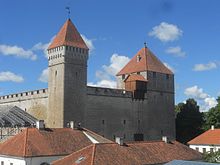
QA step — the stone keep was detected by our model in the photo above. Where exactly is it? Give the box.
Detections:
[47,19,89,127]
[0,19,175,141]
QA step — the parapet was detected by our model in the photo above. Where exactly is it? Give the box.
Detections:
[0,88,48,104]
[87,86,132,98]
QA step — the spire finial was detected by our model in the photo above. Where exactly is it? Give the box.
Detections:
[65,6,71,19]
[144,42,147,48]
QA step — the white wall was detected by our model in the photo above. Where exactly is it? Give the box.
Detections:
[0,155,64,165]
[189,144,220,153]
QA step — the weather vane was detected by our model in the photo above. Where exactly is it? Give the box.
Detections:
[65,6,71,19]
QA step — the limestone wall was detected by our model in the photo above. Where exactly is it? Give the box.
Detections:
[0,89,48,121]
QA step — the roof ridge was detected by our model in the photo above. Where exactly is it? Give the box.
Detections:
[91,144,96,165]
[23,128,29,157]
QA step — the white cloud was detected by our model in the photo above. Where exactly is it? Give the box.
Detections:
[193,62,218,71]
[184,85,218,111]
[163,62,175,73]
[88,54,130,88]
[0,71,24,83]
[165,46,186,57]
[0,44,37,60]
[38,68,48,83]
[81,34,95,52]
[149,22,183,42]
[184,86,208,100]
[32,36,55,57]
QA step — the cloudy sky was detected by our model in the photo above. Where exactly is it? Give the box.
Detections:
[0,0,220,111]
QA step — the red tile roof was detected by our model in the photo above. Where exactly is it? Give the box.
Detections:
[117,47,173,76]
[188,129,220,145]
[52,141,202,165]
[124,74,147,82]
[0,128,111,157]
[48,19,88,50]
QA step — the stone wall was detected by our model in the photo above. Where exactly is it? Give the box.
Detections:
[0,89,48,121]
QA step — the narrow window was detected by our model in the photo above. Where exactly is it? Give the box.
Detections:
[113,135,115,139]
[31,91,34,95]
[43,89,46,93]
[20,93,23,96]
[26,92,28,96]
[122,74,125,79]
[102,120,105,124]
[37,90,39,94]
[153,72,156,78]
[203,148,206,153]
[123,120,126,125]
[210,148,214,153]
[55,70,57,76]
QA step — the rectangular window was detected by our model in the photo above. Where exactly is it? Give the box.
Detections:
[137,72,140,75]
[102,120,105,124]
[153,72,156,78]
[203,148,206,153]
[210,148,214,152]
[10,163,13,165]
[122,74,125,79]
[1,161,4,165]
[123,120,126,125]
[195,147,199,151]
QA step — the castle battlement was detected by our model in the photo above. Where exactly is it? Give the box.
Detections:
[87,86,132,98]
[0,89,48,104]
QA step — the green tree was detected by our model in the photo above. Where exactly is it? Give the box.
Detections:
[176,98,204,144]
[203,97,220,130]
[203,150,220,163]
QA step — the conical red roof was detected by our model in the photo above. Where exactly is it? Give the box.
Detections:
[48,19,88,50]
[117,47,173,76]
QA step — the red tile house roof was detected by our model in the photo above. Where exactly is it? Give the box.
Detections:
[48,19,88,50]
[117,47,173,76]
[0,128,111,157]
[52,141,202,165]
[188,129,220,145]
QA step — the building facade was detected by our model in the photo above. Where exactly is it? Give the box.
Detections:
[0,19,175,142]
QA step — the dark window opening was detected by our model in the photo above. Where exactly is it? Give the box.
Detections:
[203,148,206,153]
[137,72,140,75]
[153,72,156,78]
[134,133,144,141]
[122,74,125,79]
[55,71,57,76]
[113,135,115,139]
[196,147,199,151]
[123,120,126,125]
[31,91,34,95]
[102,120,105,124]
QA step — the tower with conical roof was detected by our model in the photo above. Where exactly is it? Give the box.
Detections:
[47,19,89,128]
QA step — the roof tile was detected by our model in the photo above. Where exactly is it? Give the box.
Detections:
[117,47,173,76]
[48,19,88,50]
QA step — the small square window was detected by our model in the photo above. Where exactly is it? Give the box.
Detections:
[137,72,140,75]
[210,148,214,152]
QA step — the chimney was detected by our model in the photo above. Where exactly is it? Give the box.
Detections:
[115,137,124,146]
[70,121,75,129]
[36,120,44,130]
[162,136,168,143]
[211,125,215,130]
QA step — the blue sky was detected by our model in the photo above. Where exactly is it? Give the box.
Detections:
[0,0,220,111]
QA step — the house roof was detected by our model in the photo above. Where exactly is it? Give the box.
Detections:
[188,129,220,145]
[124,74,147,82]
[0,106,37,127]
[117,47,173,76]
[52,141,202,165]
[0,127,111,157]
[48,19,88,50]
[165,160,217,165]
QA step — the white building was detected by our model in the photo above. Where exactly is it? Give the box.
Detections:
[188,126,220,153]
[0,122,111,165]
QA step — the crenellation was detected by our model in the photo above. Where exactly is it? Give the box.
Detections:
[87,86,132,98]
[0,88,48,104]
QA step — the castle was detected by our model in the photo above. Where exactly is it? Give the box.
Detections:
[0,19,175,141]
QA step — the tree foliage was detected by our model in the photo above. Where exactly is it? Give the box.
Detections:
[203,150,220,163]
[203,97,220,130]
[176,98,204,144]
